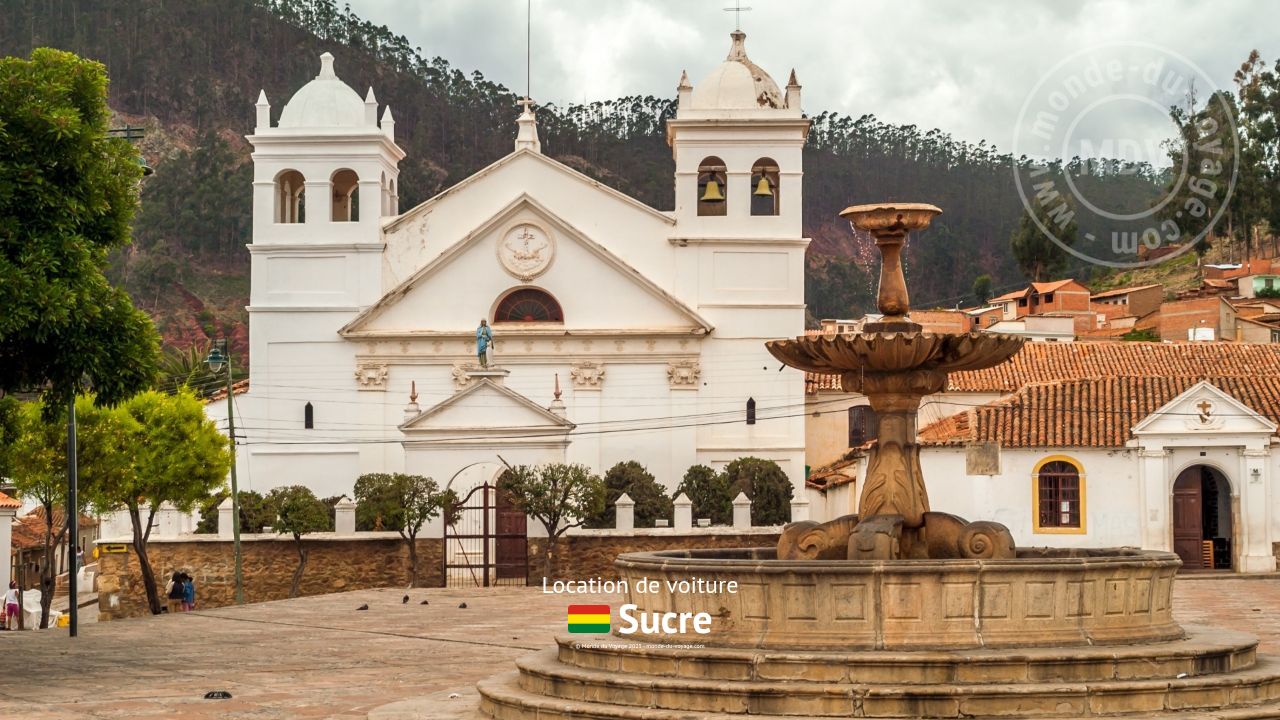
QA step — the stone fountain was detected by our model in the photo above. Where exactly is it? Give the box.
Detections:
[473,204,1280,718]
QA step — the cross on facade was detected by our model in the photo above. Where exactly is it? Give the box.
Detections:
[1197,399,1214,420]
[723,0,752,31]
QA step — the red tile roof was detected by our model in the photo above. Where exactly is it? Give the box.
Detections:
[1090,284,1163,300]
[206,378,249,404]
[807,341,1280,394]
[919,375,1280,448]
[11,508,97,550]
[0,492,19,510]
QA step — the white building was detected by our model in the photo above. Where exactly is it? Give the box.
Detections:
[219,36,809,502]
[805,342,1280,573]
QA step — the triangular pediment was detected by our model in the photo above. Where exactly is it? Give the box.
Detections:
[400,378,574,435]
[342,194,711,337]
[1132,380,1277,436]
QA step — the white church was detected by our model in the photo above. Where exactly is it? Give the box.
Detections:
[218,33,810,500]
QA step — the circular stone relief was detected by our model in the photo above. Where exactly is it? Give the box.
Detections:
[498,223,554,280]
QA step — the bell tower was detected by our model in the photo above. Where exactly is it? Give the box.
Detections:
[245,53,405,380]
[668,31,808,239]
[667,32,811,495]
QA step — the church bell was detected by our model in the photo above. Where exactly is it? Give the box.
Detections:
[753,176,773,196]
[700,178,725,203]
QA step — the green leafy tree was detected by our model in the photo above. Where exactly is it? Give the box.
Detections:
[972,274,994,305]
[82,390,231,615]
[586,461,672,528]
[675,464,734,526]
[266,485,331,598]
[352,472,455,587]
[498,463,605,579]
[722,457,794,526]
[0,48,159,404]
[193,490,272,535]
[1010,196,1077,282]
[0,395,22,479]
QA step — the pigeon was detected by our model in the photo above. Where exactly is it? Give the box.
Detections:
[356,604,369,611]
[458,602,468,609]
[420,599,430,605]
[402,594,409,604]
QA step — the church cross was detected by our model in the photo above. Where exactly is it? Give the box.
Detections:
[1196,399,1213,420]
[723,0,752,31]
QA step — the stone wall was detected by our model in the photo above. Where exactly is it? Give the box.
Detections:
[97,533,444,621]
[528,529,780,582]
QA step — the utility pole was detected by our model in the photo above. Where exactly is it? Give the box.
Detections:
[206,341,244,604]
[66,391,78,637]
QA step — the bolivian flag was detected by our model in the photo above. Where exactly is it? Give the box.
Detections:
[567,604,610,633]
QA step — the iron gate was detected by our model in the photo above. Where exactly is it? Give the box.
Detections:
[443,481,528,586]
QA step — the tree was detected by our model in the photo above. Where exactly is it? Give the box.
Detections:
[675,464,734,526]
[193,489,272,535]
[1010,196,1077,282]
[266,485,331,598]
[722,458,794,526]
[972,274,994,305]
[82,390,231,615]
[0,48,159,405]
[498,463,605,579]
[352,473,456,587]
[586,461,672,528]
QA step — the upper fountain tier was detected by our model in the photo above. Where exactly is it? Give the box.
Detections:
[766,330,1024,379]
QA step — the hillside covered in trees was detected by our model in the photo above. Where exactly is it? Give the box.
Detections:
[0,0,1165,352]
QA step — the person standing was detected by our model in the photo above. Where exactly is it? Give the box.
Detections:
[165,571,184,614]
[181,573,196,612]
[4,581,19,630]
[476,319,494,368]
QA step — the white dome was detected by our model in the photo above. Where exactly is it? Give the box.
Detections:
[690,32,784,110]
[278,53,367,129]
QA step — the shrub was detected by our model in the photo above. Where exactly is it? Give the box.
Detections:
[675,464,734,525]
[193,490,271,534]
[587,461,673,528]
[722,457,793,526]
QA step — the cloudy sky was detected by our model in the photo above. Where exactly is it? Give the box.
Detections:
[344,0,1276,161]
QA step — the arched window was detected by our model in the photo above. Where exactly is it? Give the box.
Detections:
[848,405,877,447]
[389,178,398,215]
[1033,457,1085,533]
[696,156,727,217]
[331,169,359,222]
[304,402,314,429]
[746,397,757,425]
[380,172,390,216]
[494,287,564,323]
[750,157,780,216]
[275,169,306,223]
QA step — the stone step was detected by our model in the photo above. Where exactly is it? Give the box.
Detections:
[478,671,1280,720]
[514,650,1280,718]
[555,626,1258,685]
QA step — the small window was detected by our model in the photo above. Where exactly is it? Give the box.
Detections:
[331,168,359,221]
[304,402,314,429]
[746,397,756,425]
[275,169,306,223]
[696,156,727,217]
[1018,298,1028,307]
[750,157,779,216]
[494,287,564,323]
[1034,458,1084,532]
[1043,292,1054,303]
[847,405,878,447]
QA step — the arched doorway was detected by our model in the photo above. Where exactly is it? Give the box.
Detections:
[442,463,528,587]
[1172,465,1233,571]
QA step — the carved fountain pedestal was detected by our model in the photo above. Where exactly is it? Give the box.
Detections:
[468,203,1280,720]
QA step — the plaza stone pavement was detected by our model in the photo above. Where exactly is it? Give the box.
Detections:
[0,579,1276,720]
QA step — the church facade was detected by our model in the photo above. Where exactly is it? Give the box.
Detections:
[224,35,810,501]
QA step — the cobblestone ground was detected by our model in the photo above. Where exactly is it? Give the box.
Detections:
[0,577,1274,719]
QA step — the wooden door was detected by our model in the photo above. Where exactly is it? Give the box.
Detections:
[494,487,527,580]
[1172,473,1203,569]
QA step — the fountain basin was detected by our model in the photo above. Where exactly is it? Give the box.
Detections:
[614,547,1182,651]
[766,331,1025,376]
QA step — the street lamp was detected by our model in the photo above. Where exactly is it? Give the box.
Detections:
[205,340,244,605]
